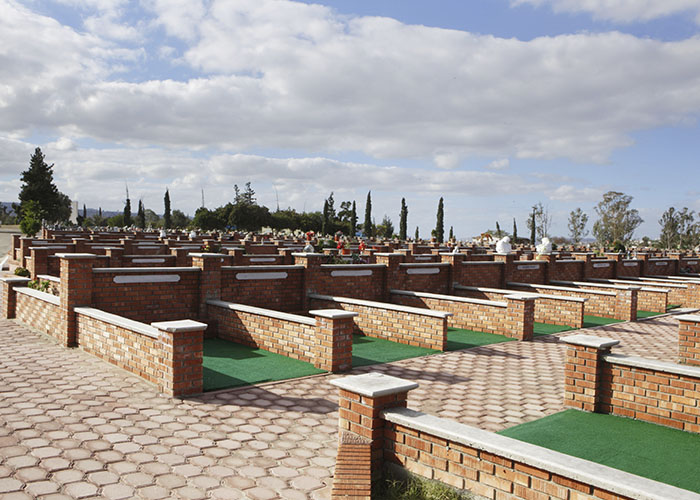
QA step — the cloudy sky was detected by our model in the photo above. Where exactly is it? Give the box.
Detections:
[1,0,699,238]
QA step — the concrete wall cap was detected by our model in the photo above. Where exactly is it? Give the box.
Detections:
[389,289,506,308]
[381,407,697,500]
[309,309,359,320]
[508,282,615,296]
[0,276,31,283]
[604,353,700,379]
[453,285,587,303]
[15,286,60,306]
[151,319,208,333]
[399,262,450,267]
[291,252,326,257]
[461,261,503,265]
[55,253,96,259]
[206,299,317,326]
[309,293,453,318]
[36,274,60,283]
[331,372,418,397]
[189,252,225,258]
[223,265,303,271]
[562,334,620,349]
[74,307,159,338]
[93,267,200,273]
[320,264,386,269]
[676,314,700,322]
[503,294,536,301]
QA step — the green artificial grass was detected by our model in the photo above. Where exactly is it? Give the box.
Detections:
[668,304,682,310]
[583,315,623,328]
[533,322,574,337]
[637,310,664,319]
[202,338,325,391]
[498,410,700,493]
[352,335,439,367]
[446,327,514,351]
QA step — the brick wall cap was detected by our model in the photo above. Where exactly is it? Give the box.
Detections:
[398,262,450,268]
[151,319,208,333]
[309,293,453,318]
[36,274,60,283]
[508,282,615,296]
[562,334,620,349]
[309,309,359,320]
[461,261,503,265]
[291,252,326,257]
[55,253,97,259]
[390,289,507,308]
[454,285,587,303]
[15,286,60,305]
[381,407,696,500]
[604,353,700,379]
[93,267,199,273]
[504,294,537,302]
[207,299,317,326]
[75,307,159,338]
[189,252,225,258]
[331,372,418,397]
[676,313,700,322]
[0,276,31,284]
[223,265,303,271]
[319,264,386,269]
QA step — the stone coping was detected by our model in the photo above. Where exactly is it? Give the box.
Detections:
[74,307,160,338]
[330,372,418,398]
[677,313,700,322]
[0,276,31,284]
[508,282,616,296]
[319,264,386,269]
[454,285,587,303]
[222,265,303,271]
[206,300,317,327]
[151,319,208,333]
[389,289,507,308]
[93,267,200,273]
[646,275,700,284]
[561,334,620,349]
[461,261,503,265]
[398,262,450,268]
[604,353,700,379]
[122,254,176,259]
[649,258,675,262]
[189,252,227,258]
[37,274,60,283]
[15,286,60,306]
[309,309,359,320]
[381,408,697,500]
[590,277,685,289]
[291,252,327,257]
[28,245,71,250]
[55,253,98,259]
[550,280,641,291]
[636,277,690,287]
[308,293,453,319]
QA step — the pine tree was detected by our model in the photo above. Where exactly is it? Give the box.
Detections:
[399,198,408,240]
[137,200,146,229]
[123,185,132,226]
[17,147,69,224]
[163,189,171,229]
[350,201,357,236]
[364,191,373,238]
[435,197,444,243]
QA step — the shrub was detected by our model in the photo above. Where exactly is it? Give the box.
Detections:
[14,267,30,277]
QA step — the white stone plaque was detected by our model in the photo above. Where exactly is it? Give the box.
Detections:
[593,263,610,268]
[406,268,440,275]
[330,270,372,277]
[113,275,181,284]
[517,264,540,270]
[236,272,288,280]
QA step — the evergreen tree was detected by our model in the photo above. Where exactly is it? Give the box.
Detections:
[137,200,146,229]
[415,226,419,240]
[17,147,70,224]
[123,185,132,226]
[350,201,357,236]
[513,218,518,241]
[529,208,536,245]
[496,221,502,237]
[449,226,454,240]
[163,189,171,229]
[321,199,329,235]
[364,191,373,238]
[19,200,42,236]
[434,197,444,243]
[399,198,408,240]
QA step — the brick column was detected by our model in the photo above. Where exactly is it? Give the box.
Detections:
[151,319,207,397]
[277,248,295,265]
[678,314,700,366]
[538,253,555,283]
[59,253,96,347]
[294,253,327,310]
[29,247,49,279]
[105,247,124,267]
[120,238,134,255]
[636,252,649,276]
[310,309,357,372]
[562,335,620,412]
[72,238,89,253]
[11,234,21,261]
[505,294,535,340]
[19,237,33,268]
[227,247,245,266]
[0,277,31,319]
[191,253,223,326]
[440,253,464,291]
[614,286,639,321]
[330,373,418,482]
[573,253,593,280]
[374,253,404,300]
[493,253,514,287]
[170,247,191,267]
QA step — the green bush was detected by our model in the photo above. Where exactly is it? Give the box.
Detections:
[14,267,30,277]
[376,474,473,500]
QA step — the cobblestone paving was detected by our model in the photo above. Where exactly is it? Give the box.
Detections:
[0,312,687,499]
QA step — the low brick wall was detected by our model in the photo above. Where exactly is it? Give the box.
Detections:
[390,289,534,340]
[397,263,451,294]
[641,276,700,308]
[221,265,305,312]
[122,255,178,267]
[678,314,700,367]
[459,262,503,288]
[15,287,61,342]
[647,258,679,276]
[329,373,693,500]
[552,279,667,314]
[508,282,637,321]
[549,259,584,281]
[308,294,450,350]
[564,335,700,434]
[454,285,585,328]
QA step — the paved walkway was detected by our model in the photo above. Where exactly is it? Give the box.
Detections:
[0,313,686,499]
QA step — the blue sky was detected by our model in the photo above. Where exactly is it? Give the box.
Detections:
[1,0,699,240]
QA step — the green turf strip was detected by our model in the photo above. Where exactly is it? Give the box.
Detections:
[533,322,574,337]
[202,338,325,391]
[446,327,514,351]
[668,304,682,310]
[498,409,700,493]
[352,335,438,367]
[637,310,664,319]
[583,315,623,328]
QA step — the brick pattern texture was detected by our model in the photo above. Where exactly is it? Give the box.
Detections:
[459,263,503,288]
[679,317,700,366]
[564,344,612,412]
[15,291,61,341]
[549,260,584,282]
[221,267,305,313]
[331,433,372,500]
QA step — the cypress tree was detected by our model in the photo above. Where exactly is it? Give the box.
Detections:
[364,191,372,238]
[513,218,518,241]
[124,185,132,226]
[137,200,146,229]
[322,199,329,235]
[449,226,454,240]
[530,208,536,245]
[435,197,444,243]
[415,226,419,240]
[496,221,501,237]
[163,189,171,229]
[350,201,357,236]
[399,198,408,240]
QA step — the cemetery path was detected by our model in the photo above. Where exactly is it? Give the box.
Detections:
[0,313,683,499]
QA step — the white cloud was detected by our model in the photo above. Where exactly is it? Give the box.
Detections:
[549,184,604,202]
[512,0,700,24]
[433,152,460,169]
[485,159,510,170]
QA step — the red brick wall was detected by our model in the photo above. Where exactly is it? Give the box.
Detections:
[617,260,641,277]
[509,262,546,284]
[679,316,700,367]
[312,266,386,301]
[459,263,503,287]
[587,260,616,279]
[636,288,668,313]
[309,296,447,350]
[15,290,62,342]
[508,284,616,319]
[220,267,304,312]
[646,259,678,276]
[680,258,700,273]
[91,269,200,323]
[122,255,178,267]
[397,265,450,294]
[549,260,583,281]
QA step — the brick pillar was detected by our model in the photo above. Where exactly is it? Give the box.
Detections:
[29,247,49,279]
[493,253,514,288]
[0,277,31,319]
[310,309,357,372]
[330,373,418,483]
[614,286,638,321]
[636,252,649,276]
[151,320,206,397]
[562,335,620,412]
[375,253,404,300]
[11,234,21,260]
[227,247,245,266]
[59,253,96,347]
[440,253,464,291]
[277,248,295,265]
[19,237,34,268]
[191,253,223,326]
[120,238,134,255]
[105,247,124,267]
[573,253,593,280]
[678,313,700,366]
[505,294,535,340]
[170,247,190,267]
[294,253,327,310]
[538,253,555,283]
[72,238,89,253]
